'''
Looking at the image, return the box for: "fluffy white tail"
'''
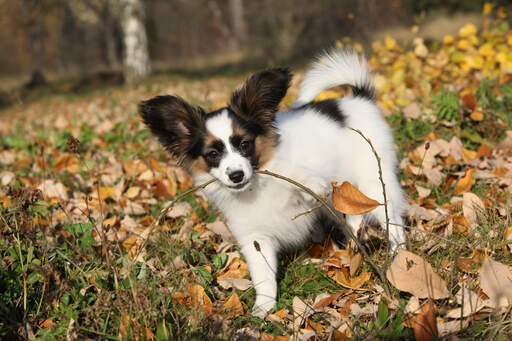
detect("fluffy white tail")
[293,49,375,108]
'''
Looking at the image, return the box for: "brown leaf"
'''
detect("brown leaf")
[462,93,476,110]
[331,181,380,215]
[386,250,449,299]
[479,257,512,308]
[217,278,252,291]
[187,283,213,314]
[335,269,371,290]
[349,253,363,277]
[313,292,343,309]
[410,300,438,341]
[462,192,484,227]
[454,168,475,195]
[224,292,244,317]
[217,258,248,280]
[476,144,492,158]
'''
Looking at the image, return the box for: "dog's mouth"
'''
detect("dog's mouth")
[226,181,250,191]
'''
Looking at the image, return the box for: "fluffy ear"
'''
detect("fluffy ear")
[229,68,292,126]
[139,95,205,160]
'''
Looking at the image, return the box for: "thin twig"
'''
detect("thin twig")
[347,127,391,256]
[255,169,392,298]
[291,204,322,220]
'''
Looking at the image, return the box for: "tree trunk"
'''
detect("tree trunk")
[120,0,150,83]
[229,0,247,50]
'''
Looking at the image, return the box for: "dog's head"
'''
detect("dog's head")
[140,68,292,191]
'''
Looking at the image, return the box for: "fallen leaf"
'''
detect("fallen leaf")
[98,186,116,201]
[187,284,213,314]
[505,227,512,254]
[461,147,478,162]
[479,257,512,309]
[409,300,438,341]
[415,185,431,199]
[38,180,68,200]
[0,171,15,186]
[462,192,485,227]
[217,258,248,280]
[470,110,484,121]
[313,292,343,309]
[349,253,362,277]
[165,202,191,218]
[403,102,422,119]
[461,93,476,110]
[126,186,141,199]
[331,181,380,215]
[217,278,252,291]
[454,168,475,195]
[446,287,485,318]
[335,270,371,290]
[224,292,244,317]
[386,250,449,299]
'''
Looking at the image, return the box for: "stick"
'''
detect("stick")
[255,169,392,298]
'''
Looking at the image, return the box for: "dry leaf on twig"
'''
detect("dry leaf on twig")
[331,181,380,215]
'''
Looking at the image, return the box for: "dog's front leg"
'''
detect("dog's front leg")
[240,238,278,318]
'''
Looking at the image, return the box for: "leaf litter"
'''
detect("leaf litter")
[1,3,512,339]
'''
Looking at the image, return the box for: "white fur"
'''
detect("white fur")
[194,51,407,318]
[293,49,372,108]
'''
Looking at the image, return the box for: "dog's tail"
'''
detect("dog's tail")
[293,49,375,108]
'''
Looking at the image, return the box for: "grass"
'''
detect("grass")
[2,18,512,338]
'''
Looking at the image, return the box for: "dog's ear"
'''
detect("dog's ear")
[230,68,292,126]
[139,95,205,160]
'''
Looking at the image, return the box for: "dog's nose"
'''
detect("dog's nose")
[228,170,244,183]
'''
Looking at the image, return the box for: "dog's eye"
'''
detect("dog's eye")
[206,150,219,160]
[240,140,252,153]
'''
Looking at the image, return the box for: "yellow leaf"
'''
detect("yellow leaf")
[454,169,476,195]
[470,110,484,121]
[457,39,472,51]
[314,90,340,101]
[443,35,454,44]
[483,2,494,15]
[385,36,397,50]
[479,43,494,57]
[461,147,478,162]
[331,181,380,215]
[98,186,116,201]
[459,23,477,38]
[126,186,141,199]
[224,293,244,317]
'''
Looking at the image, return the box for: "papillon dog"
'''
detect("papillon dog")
[140,49,407,317]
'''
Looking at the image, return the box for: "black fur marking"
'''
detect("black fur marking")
[139,95,206,161]
[229,68,292,126]
[204,140,225,168]
[351,84,376,101]
[303,99,347,127]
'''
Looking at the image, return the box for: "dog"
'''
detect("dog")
[140,49,407,318]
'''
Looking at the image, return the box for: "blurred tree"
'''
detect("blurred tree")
[120,0,151,83]
[229,0,247,50]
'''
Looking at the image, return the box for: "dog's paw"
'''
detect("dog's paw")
[299,177,330,203]
[251,298,276,319]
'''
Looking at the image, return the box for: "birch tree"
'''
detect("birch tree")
[120,0,150,83]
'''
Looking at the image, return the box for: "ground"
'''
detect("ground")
[1,5,512,341]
